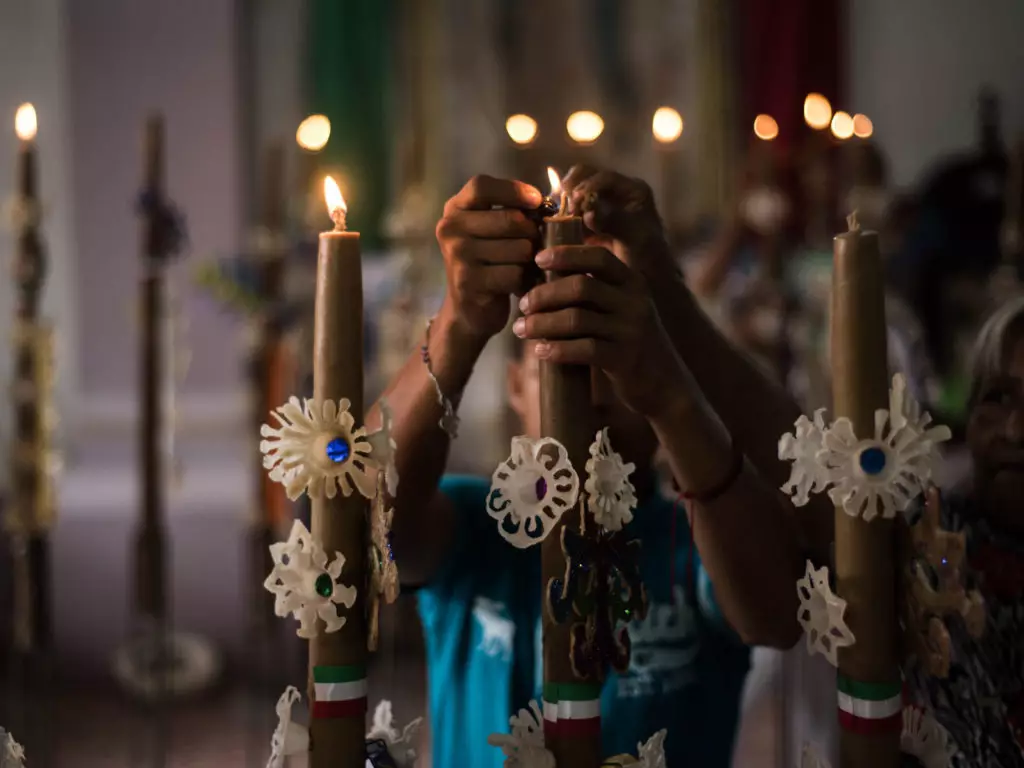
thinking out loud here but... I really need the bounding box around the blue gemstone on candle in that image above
[535,477,548,501]
[326,437,350,464]
[858,446,887,475]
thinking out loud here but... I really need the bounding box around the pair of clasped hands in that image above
[436,166,686,420]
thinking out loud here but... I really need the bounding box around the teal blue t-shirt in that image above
[416,475,751,767]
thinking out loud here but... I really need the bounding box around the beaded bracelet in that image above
[421,316,461,440]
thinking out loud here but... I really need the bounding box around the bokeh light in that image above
[652,107,684,143]
[753,114,779,141]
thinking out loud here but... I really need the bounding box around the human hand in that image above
[436,175,544,340]
[515,245,688,418]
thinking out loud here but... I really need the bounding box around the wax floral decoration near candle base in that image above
[267,686,309,768]
[260,396,379,501]
[901,706,955,768]
[263,519,357,639]
[779,374,951,521]
[585,428,638,532]
[365,700,422,768]
[486,700,556,768]
[487,436,580,548]
[600,729,669,766]
[799,743,832,768]
[547,523,648,679]
[367,472,400,652]
[795,559,854,667]
[0,727,25,768]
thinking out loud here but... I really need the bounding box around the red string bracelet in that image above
[680,443,745,505]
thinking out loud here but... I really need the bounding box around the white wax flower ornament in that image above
[822,373,951,521]
[901,707,954,768]
[584,428,638,532]
[366,700,422,768]
[778,409,830,506]
[487,436,580,549]
[264,519,357,638]
[798,744,832,768]
[795,560,854,667]
[366,398,399,498]
[0,728,25,768]
[636,729,668,767]
[260,396,378,501]
[267,686,309,768]
[486,700,556,768]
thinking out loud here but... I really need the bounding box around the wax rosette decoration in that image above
[260,396,379,501]
[267,686,309,768]
[600,729,668,766]
[487,436,580,548]
[901,706,955,768]
[365,700,422,768]
[264,519,357,638]
[779,374,951,521]
[367,472,401,652]
[585,428,638,532]
[486,700,556,768]
[795,560,854,667]
[0,728,25,768]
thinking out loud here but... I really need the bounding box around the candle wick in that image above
[331,207,347,232]
[558,191,568,217]
[846,210,860,232]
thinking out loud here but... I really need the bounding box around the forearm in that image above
[649,392,804,648]
[365,300,488,581]
[644,257,833,563]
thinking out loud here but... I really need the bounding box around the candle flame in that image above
[831,111,854,140]
[506,114,538,145]
[297,114,330,151]
[324,176,347,229]
[547,167,562,197]
[652,107,684,144]
[15,103,37,141]
[803,93,832,130]
[566,111,604,144]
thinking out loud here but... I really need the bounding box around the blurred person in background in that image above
[368,167,836,767]
[905,296,1024,767]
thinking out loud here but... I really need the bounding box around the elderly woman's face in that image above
[968,330,1024,527]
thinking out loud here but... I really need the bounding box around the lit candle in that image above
[309,175,368,768]
[539,169,601,768]
[14,103,37,200]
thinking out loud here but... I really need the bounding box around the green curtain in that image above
[309,0,393,249]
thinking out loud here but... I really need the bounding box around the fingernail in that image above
[535,250,553,267]
[518,294,529,313]
[534,343,551,358]
[512,318,526,337]
[525,186,543,205]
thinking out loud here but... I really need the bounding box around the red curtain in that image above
[738,0,843,151]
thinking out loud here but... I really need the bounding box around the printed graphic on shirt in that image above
[473,597,515,662]
[616,585,700,699]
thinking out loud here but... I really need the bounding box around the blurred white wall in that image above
[849,0,1024,187]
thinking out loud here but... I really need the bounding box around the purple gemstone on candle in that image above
[535,477,548,501]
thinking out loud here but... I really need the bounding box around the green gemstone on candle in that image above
[314,573,334,598]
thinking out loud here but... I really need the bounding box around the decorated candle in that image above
[307,175,369,768]
[830,212,901,768]
[539,168,602,768]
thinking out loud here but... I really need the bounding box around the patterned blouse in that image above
[904,494,1024,767]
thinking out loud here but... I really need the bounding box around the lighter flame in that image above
[753,114,779,141]
[852,113,873,138]
[547,167,561,197]
[324,176,347,229]
[506,114,538,145]
[297,114,331,151]
[566,111,604,144]
[652,107,684,143]
[831,111,854,140]
[15,103,37,141]
[804,93,832,130]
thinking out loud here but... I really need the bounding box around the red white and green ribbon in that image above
[542,682,602,738]
[312,665,367,718]
[836,675,903,734]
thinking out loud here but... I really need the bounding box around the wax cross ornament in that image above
[263,519,357,638]
[486,700,556,768]
[584,428,638,532]
[0,728,25,768]
[901,706,954,768]
[365,700,422,768]
[901,487,985,678]
[260,396,380,501]
[779,374,951,521]
[367,471,400,651]
[267,686,309,768]
[547,523,648,678]
[487,436,580,548]
[795,560,855,667]
[600,729,669,767]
